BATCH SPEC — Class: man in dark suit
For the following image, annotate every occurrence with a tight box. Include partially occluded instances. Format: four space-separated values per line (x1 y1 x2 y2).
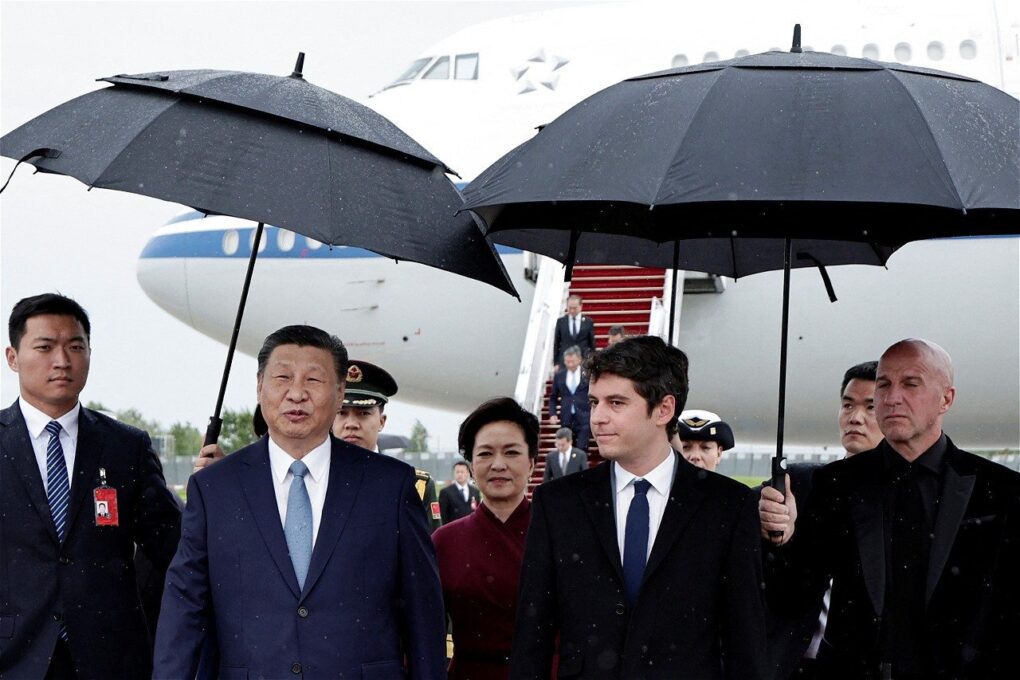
548 346 592 450
439 460 481 523
154 325 446 679
553 294 595 368
543 427 588 481
761 340 1020 679
763 360 882 680
1 293 181 679
512 336 767 680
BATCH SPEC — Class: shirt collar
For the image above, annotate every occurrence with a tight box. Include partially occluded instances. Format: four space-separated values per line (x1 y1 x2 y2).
19 398 80 441
268 434 331 484
614 447 676 496
882 433 948 476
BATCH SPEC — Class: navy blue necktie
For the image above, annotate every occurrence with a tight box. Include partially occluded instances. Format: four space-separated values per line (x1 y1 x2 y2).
45 421 70 542
45 420 70 640
623 479 652 607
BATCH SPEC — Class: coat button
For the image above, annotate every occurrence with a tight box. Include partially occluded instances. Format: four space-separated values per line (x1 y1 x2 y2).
615 603 626 615
291 662 302 674
297 606 309 618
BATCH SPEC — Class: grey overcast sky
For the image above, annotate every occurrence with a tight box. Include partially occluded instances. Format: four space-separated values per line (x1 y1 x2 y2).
1 0 586 449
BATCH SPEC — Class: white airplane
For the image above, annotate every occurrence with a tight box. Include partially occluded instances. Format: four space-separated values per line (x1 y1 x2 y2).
137 0 1020 449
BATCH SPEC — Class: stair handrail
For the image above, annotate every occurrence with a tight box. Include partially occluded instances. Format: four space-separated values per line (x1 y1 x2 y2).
515 255 567 414
647 296 667 340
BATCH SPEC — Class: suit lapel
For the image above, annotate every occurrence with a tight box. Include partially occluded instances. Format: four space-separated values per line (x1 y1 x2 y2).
926 449 974 606
64 408 103 542
239 441 302 599
1 402 59 544
301 439 366 599
851 476 886 617
643 456 707 583
580 464 624 583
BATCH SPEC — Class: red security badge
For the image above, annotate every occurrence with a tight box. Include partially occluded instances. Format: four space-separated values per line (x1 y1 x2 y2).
94 467 119 526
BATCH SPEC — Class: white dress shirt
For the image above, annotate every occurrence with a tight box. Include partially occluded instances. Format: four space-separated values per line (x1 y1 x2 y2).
613 448 676 561
455 481 470 502
268 436 331 549
20 399 80 494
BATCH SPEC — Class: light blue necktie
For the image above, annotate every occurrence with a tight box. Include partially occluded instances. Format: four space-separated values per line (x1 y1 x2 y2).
623 479 651 607
284 460 313 590
45 420 70 640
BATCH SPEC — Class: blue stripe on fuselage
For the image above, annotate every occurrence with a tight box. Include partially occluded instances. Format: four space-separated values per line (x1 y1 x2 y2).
139 226 522 259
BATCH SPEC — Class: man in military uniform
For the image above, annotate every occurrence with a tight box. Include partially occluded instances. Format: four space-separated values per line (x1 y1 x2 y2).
333 360 442 532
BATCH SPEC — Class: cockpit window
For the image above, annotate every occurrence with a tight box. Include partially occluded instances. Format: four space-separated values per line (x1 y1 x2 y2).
396 57 431 83
424 56 450 80
455 53 479 80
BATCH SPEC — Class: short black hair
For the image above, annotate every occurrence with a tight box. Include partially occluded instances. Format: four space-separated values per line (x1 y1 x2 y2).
586 335 689 438
257 325 348 383
607 325 626 337
452 460 471 472
458 397 540 461
9 293 91 350
555 427 573 441
841 361 878 396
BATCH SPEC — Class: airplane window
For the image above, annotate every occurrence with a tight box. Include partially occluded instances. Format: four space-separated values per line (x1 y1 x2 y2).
862 43 880 60
424 56 450 80
249 230 267 253
222 230 239 256
895 42 912 62
396 57 431 83
959 40 977 59
671 54 689 68
927 41 945 60
455 53 479 80
305 237 322 250
830 44 848 56
277 229 295 252
734 49 749 58
703 51 720 63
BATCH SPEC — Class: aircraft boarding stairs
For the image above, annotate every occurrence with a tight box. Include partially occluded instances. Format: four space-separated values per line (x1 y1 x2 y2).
514 258 675 495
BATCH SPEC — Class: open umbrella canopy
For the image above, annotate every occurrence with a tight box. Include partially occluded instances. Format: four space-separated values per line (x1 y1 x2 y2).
1 61 517 297
462 37 1020 498
464 48 1019 253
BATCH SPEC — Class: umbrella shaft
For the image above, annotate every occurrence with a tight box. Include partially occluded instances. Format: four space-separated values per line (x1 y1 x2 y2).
205 222 265 446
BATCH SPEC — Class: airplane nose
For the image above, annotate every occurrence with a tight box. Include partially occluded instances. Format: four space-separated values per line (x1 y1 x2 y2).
137 231 191 323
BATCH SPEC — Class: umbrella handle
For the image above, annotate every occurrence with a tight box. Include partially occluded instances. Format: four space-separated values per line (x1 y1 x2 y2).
203 417 223 447
768 236 793 538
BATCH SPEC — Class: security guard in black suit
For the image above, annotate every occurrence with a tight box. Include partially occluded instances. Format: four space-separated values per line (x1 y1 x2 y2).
332 360 442 532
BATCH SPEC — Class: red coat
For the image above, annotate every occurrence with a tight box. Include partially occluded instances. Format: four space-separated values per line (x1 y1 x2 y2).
432 499 531 680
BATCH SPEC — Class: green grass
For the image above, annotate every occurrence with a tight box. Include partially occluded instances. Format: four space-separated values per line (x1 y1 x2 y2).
731 475 762 488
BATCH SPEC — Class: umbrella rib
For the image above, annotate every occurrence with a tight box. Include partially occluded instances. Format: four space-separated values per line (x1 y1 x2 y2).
89 94 181 190
882 69 967 211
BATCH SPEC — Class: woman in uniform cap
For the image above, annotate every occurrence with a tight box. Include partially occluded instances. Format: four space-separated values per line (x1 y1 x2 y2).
672 409 735 472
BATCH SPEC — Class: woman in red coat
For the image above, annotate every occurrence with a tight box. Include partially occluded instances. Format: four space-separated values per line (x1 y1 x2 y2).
432 397 540 680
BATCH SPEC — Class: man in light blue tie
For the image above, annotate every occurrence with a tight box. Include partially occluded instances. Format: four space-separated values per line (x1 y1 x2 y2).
155 325 446 679
1 293 181 679
512 336 767 680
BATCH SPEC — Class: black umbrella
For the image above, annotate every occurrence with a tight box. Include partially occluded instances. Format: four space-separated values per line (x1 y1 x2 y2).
1 54 517 445
463 28 1020 500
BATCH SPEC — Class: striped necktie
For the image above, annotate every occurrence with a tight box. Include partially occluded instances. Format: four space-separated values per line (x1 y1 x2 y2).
45 420 71 641
46 421 70 542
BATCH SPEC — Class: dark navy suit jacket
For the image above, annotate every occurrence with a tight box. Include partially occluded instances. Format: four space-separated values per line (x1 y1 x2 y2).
154 435 447 680
0 400 181 679
547 368 590 429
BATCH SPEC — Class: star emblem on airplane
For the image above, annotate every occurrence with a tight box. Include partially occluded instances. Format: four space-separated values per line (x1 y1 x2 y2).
511 48 569 94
